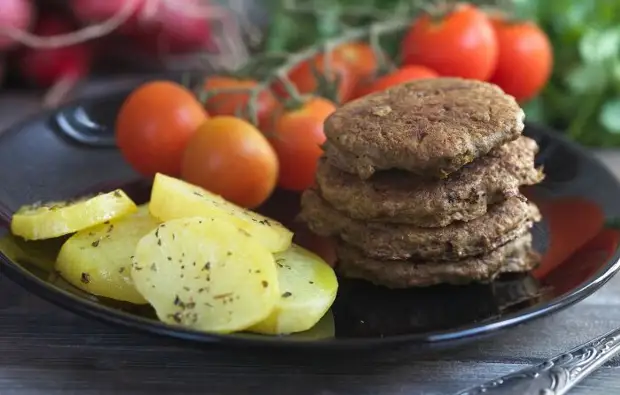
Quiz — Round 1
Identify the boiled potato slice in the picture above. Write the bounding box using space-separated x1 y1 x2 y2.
149 173 292 252
11 190 137 240
131 217 279 333
0 233 63 273
247 244 338 335
48 271 101 302
291 310 335 340
135 203 151 216
55 205 160 304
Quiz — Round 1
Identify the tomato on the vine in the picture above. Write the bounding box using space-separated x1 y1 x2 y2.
349 65 438 101
489 18 553 102
268 97 336 192
181 116 278 209
116 81 207 177
203 76 277 128
401 3 498 81
335 42 379 86
279 52 354 103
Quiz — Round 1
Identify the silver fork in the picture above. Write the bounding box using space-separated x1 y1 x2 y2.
454 326 620 395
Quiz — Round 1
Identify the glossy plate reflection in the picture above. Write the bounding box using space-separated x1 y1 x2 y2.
0 86 619 350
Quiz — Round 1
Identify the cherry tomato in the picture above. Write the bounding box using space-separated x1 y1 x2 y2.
203 76 277 129
489 18 553 102
350 65 438 101
269 97 336 192
278 52 354 103
401 3 498 81
335 42 379 90
181 116 278 209
116 81 207 177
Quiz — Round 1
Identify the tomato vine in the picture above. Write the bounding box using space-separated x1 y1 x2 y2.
192 0 517 127
193 17 412 125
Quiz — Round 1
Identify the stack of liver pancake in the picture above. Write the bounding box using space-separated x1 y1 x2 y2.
299 78 544 289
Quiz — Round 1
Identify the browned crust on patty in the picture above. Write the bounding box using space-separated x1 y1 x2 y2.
323 78 525 179
336 234 538 289
316 136 543 227
300 188 541 261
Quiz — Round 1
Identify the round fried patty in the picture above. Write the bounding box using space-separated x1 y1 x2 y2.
316 136 543 227
300 188 541 261
323 78 525 179
336 234 538 288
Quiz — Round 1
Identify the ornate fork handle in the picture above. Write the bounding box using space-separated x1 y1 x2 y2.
454 326 620 395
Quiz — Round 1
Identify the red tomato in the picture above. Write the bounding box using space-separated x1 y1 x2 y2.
489 18 553 102
401 3 498 81
335 42 379 97
350 65 438 101
116 81 208 177
277 52 354 103
181 116 278 209
202 76 277 129
269 97 336 192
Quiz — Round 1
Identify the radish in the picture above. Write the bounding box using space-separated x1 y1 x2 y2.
155 0 214 51
131 0 214 55
0 0 35 50
17 15 93 106
69 0 146 34
0 58 5 86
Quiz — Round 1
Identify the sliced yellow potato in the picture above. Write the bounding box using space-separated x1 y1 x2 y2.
291 310 335 340
135 203 152 216
0 233 63 273
11 190 137 240
149 173 293 252
48 271 101 302
247 244 338 335
131 216 280 333
55 205 160 304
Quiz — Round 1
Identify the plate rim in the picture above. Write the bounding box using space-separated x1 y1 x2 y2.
2 88 620 350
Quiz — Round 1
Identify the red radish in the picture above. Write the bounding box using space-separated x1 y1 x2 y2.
18 15 92 87
0 0 35 50
131 0 214 55
0 58 5 86
17 15 92 106
69 0 146 34
156 0 214 51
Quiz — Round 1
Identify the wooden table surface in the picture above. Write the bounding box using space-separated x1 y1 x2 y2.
3 88 620 395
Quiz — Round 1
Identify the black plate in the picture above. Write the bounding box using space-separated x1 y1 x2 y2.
1 84 620 351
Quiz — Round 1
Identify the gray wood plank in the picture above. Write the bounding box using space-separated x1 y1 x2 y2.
3 257 620 394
